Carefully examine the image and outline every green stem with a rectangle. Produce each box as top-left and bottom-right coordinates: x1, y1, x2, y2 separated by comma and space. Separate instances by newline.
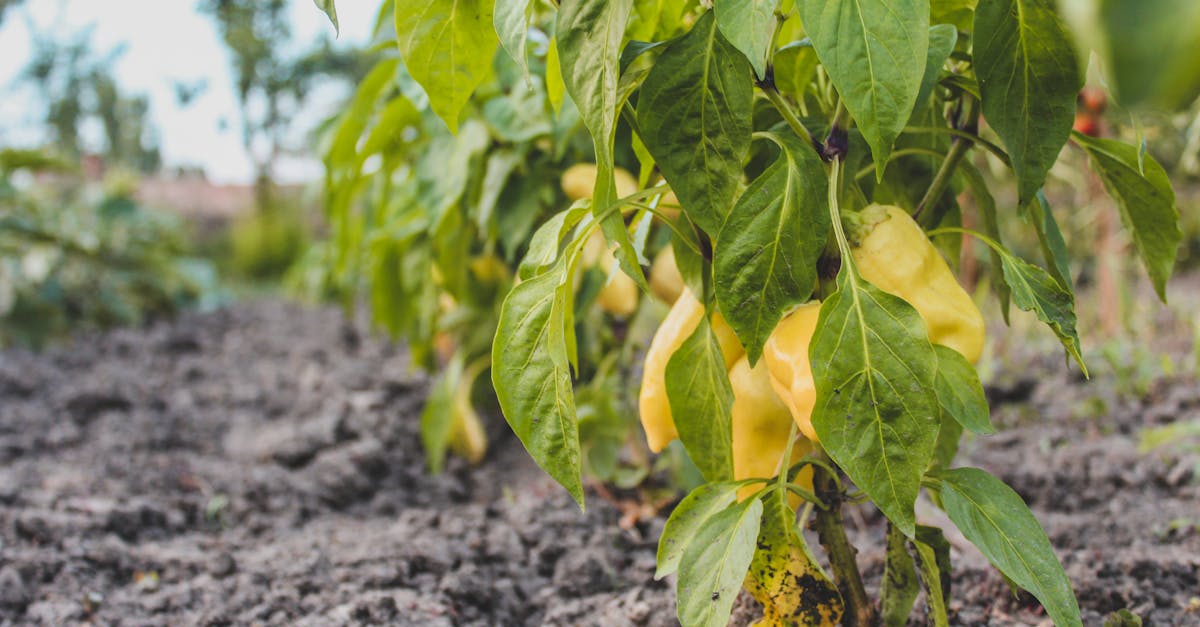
914, 96, 980, 226
760, 84, 817, 151
812, 450, 876, 626
904, 126, 1011, 166
854, 147, 948, 181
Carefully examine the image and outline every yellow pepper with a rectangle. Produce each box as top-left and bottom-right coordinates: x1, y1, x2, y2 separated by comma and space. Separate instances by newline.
851, 204, 985, 363
649, 245, 684, 305
560, 163, 638, 201
729, 355, 813, 503
639, 288, 744, 452
762, 302, 823, 443
581, 230, 639, 317
448, 374, 487, 464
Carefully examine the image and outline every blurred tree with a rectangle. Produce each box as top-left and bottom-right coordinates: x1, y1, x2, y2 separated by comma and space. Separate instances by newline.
21, 30, 161, 173
198, 0, 374, 211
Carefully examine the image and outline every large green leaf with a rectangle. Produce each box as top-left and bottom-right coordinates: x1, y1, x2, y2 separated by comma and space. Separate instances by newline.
491, 258, 584, 507
936, 467, 1082, 627
997, 247, 1086, 374
881, 523, 919, 627
1073, 134, 1181, 302
677, 498, 763, 627
974, 0, 1080, 205
557, 0, 646, 287
714, 0, 781, 78
494, 0, 535, 79
933, 344, 994, 435
714, 131, 828, 364
666, 316, 735, 482
638, 11, 754, 236
395, 0, 499, 133
800, 0, 930, 180
809, 262, 940, 537
656, 480, 744, 579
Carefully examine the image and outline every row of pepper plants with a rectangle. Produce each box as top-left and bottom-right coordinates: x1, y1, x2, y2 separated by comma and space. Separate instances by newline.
312, 0, 1189, 624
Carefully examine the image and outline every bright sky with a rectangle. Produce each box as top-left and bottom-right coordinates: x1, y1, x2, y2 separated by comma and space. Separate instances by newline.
0, 0, 379, 184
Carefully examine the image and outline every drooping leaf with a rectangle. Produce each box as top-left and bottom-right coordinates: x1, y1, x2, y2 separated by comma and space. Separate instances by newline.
997, 248, 1086, 374
913, 525, 952, 627
656, 481, 744, 579
519, 201, 592, 279
809, 263, 940, 537
1073, 133, 1181, 302
313, 0, 339, 33
395, 0, 499, 133
492, 258, 584, 507
715, 131, 828, 364
1030, 191, 1073, 292
494, 0, 535, 80
557, 0, 646, 288
420, 354, 463, 474
773, 40, 820, 103
638, 11, 754, 236
800, 0, 930, 180
933, 344, 994, 435
974, 0, 1081, 204
676, 498, 763, 627
546, 35, 565, 112
912, 24, 958, 119
714, 0, 781, 78
958, 161, 1010, 320
666, 316, 735, 482
881, 523, 920, 627
746, 490, 844, 625
936, 467, 1083, 627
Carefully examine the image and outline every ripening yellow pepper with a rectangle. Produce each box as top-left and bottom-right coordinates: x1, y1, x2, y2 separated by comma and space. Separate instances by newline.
649, 245, 684, 305
762, 302, 823, 443
582, 230, 639, 317
639, 288, 744, 452
560, 163, 638, 201
729, 355, 813, 503
851, 204, 986, 364
448, 376, 487, 464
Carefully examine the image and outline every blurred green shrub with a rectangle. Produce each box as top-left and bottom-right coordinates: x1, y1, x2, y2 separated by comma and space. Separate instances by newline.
0, 155, 220, 349
224, 204, 311, 282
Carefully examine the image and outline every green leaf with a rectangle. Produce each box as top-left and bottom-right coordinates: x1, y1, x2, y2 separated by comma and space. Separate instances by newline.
929, 414, 963, 476
974, 0, 1081, 204
933, 344, 994, 435
494, 0, 534, 80
666, 316, 735, 482
656, 481, 744, 579
557, 0, 646, 288
958, 161, 1010, 320
1072, 133, 1181, 302
912, 24, 957, 118
491, 258, 584, 507
545, 36, 565, 113
475, 150, 523, 233
997, 248, 1086, 375
936, 467, 1082, 627
313, 0, 339, 33
714, 0, 781, 78
881, 523, 920, 627
395, 0, 499, 133
715, 131, 828, 364
809, 263, 940, 537
931, 0, 977, 31
773, 41, 819, 102
638, 11, 754, 235
1030, 191, 1073, 293
676, 497, 763, 627
420, 354, 463, 474
519, 203, 592, 279
913, 525, 952, 627
800, 0, 930, 180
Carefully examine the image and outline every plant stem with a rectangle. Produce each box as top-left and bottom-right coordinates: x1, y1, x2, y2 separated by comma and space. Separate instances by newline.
760, 84, 818, 153
914, 96, 980, 226
812, 451, 876, 626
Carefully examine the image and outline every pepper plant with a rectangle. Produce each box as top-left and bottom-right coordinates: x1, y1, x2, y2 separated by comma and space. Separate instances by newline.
314, 0, 1184, 624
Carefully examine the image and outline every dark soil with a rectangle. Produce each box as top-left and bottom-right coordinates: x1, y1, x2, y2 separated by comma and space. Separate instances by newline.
1, 300, 1198, 626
